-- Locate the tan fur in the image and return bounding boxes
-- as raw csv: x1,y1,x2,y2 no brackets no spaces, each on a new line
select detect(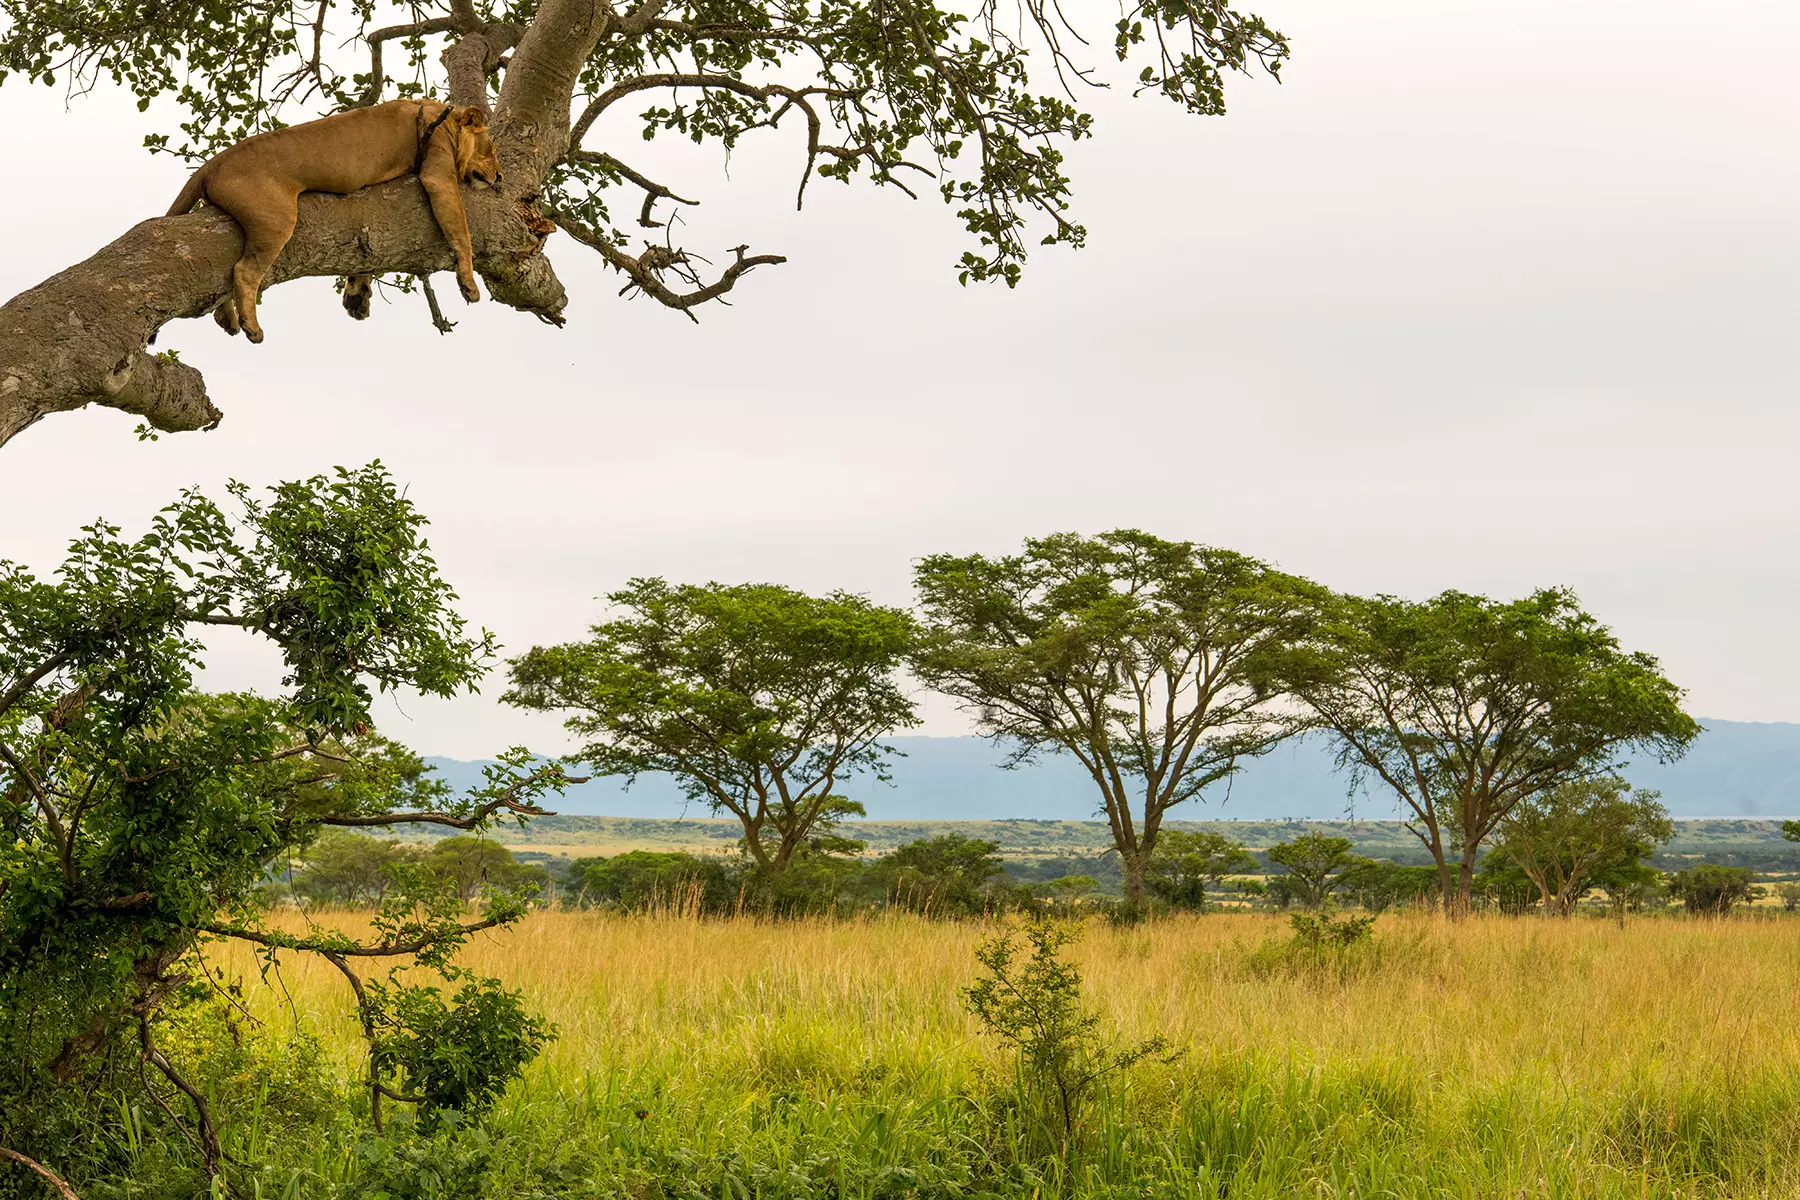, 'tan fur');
167,99,502,343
